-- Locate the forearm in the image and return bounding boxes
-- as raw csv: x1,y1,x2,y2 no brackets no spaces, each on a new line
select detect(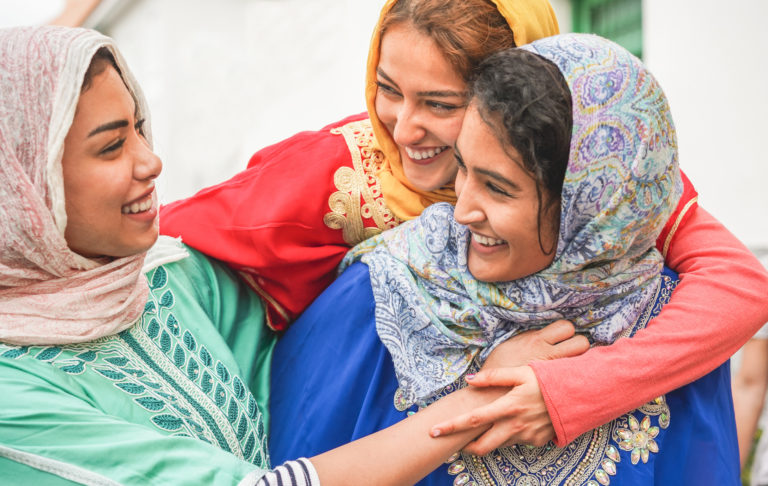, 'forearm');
733,338,768,466
532,206,768,446
310,387,502,486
